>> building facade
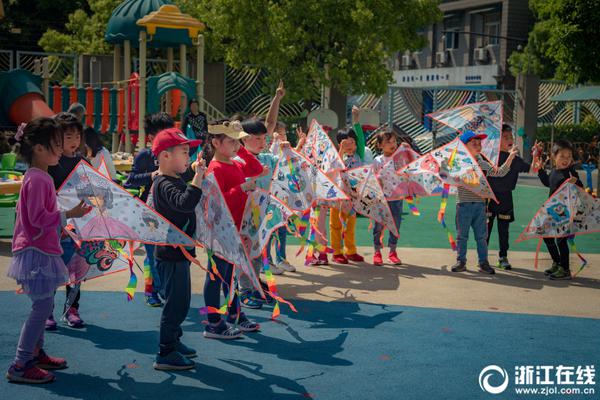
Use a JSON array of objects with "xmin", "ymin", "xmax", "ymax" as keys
[{"xmin": 394, "ymin": 0, "xmax": 534, "ymax": 90}]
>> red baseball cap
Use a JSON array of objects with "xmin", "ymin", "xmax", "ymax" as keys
[{"xmin": 152, "ymin": 128, "xmax": 202, "ymax": 156}]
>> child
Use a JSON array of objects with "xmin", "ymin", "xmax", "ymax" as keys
[
  {"xmin": 237, "ymin": 118, "xmax": 294, "ymax": 309},
  {"xmin": 6, "ymin": 118, "xmax": 90, "ymax": 383},
  {"xmin": 203, "ymin": 122, "xmax": 263, "ymax": 338},
  {"xmin": 535, "ymin": 139, "xmax": 583, "ymax": 280},
  {"xmin": 330, "ymin": 127, "xmax": 365, "ymax": 264},
  {"xmin": 451, "ymin": 130, "xmax": 518, "ymax": 274},
  {"xmin": 47, "ymin": 112, "xmax": 89, "ymax": 329},
  {"xmin": 486, "ymin": 124, "xmax": 532, "ymax": 270},
  {"xmin": 124, "ymin": 112, "xmax": 175, "ymax": 307},
  {"xmin": 84, "ymin": 127, "xmax": 118, "ymax": 181},
  {"xmin": 371, "ymin": 130, "xmax": 405, "ymax": 266},
  {"xmin": 150, "ymin": 127, "xmax": 205, "ymax": 370}
]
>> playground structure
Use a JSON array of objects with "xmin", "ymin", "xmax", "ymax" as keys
[{"xmin": 0, "ymin": 0, "xmax": 223, "ymax": 153}]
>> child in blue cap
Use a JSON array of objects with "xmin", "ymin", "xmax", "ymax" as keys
[{"xmin": 452, "ymin": 130, "xmax": 518, "ymax": 274}]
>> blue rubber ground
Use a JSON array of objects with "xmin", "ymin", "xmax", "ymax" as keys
[{"xmin": 0, "ymin": 291, "xmax": 598, "ymax": 399}]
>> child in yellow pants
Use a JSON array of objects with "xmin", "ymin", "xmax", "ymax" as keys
[{"xmin": 330, "ymin": 114, "xmax": 366, "ymax": 264}]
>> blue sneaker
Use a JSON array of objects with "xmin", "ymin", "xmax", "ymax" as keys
[
  {"xmin": 240, "ymin": 289, "xmax": 263, "ymax": 309},
  {"xmin": 175, "ymin": 342, "xmax": 197, "ymax": 358},
  {"xmin": 145, "ymin": 293, "xmax": 163, "ymax": 308},
  {"xmin": 153, "ymin": 351, "xmax": 195, "ymax": 370},
  {"xmin": 204, "ymin": 320, "xmax": 242, "ymax": 340},
  {"xmin": 227, "ymin": 313, "xmax": 260, "ymax": 333}
]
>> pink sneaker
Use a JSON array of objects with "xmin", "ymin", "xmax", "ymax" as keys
[
  {"xmin": 64, "ymin": 307, "xmax": 84, "ymax": 328},
  {"xmin": 333, "ymin": 254, "xmax": 349, "ymax": 264},
  {"xmin": 388, "ymin": 251, "xmax": 402, "ymax": 265},
  {"xmin": 346, "ymin": 253, "xmax": 365, "ymax": 263},
  {"xmin": 34, "ymin": 349, "xmax": 67, "ymax": 370},
  {"xmin": 373, "ymin": 251, "xmax": 383, "ymax": 266},
  {"xmin": 305, "ymin": 255, "xmax": 319, "ymax": 266},
  {"xmin": 317, "ymin": 253, "xmax": 329, "ymax": 265},
  {"xmin": 45, "ymin": 314, "xmax": 57, "ymax": 331},
  {"xmin": 6, "ymin": 364, "xmax": 55, "ymax": 384}
]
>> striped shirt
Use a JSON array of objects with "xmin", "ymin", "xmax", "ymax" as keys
[{"xmin": 457, "ymin": 154, "xmax": 511, "ymax": 203}]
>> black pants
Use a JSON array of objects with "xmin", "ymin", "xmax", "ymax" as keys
[
  {"xmin": 203, "ymin": 255, "xmax": 239, "ymax": 324},
  {"xmin": 543, "ymin": 237, "xmax": 570, "ymax": 271},
  {"xmin": 65, "ymin": 285, "xmax": 81, "ymax": 310},
  {"xmin": 487, "ymin": 192, "xmax": 514, "ymax": 258},
  {"xmin": 157, "ymin": 260, "xmax": 191, "ymax": 356}
]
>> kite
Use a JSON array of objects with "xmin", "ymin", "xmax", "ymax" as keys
[
  {"xmin": 240, "ymin": 189, "xmax": 296, "ymax": 259},
  {"xmin": 57, "ymin": 160, "xmax": 198, "ymax": 302},
  {"xmin": 400, "ymin": 138, "xmax": 497, "ymax": 202},
  {"xmin": 301, "ymin": 119, "xmax": 345, "ymax": 173},
  {"xmin": 428, "ymin": 101, "xmax": 502, "ymax": 165},
  {"xmin": 58, "ymin": 161, "xmax": 197, "ymax": 246},
  {"xmin": 270, "ymin": 146, "xmax": 348, "ymax": 212},
  {"xmin": 517, "ymin": 182, "xmax": 600, "ymax": 275},
  {"xmin": 195, "ymin": 173, "xmax": 263, "ymax": 294},
  {"xmin": 340, "ymin": 165, "xmax": 399, "ymax": 237},
  {"xmin": 376, "ymin": 145, "xmax": 423, "ymax": 200}
]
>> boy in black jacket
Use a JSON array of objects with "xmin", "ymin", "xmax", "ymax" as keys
[
  {"xmin": 151, "ymin": 128, "xmax": 204, "ymax": 370},
  {"xmin": 486, "ymin": 125, "xmax": 532, "ymax": 270}
]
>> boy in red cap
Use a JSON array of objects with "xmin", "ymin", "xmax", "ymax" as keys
[
  {"xmin": 150, "ymin": 128, "xmax": 205, "ymax": 370},
  {"xmin": 452, "ymin": 130, "xmax": 518, "ymax": 274}
]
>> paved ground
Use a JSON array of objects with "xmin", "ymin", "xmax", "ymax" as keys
[{"xmin": 0, "ymin": 181, "xmax": 599, "ymax": 399}]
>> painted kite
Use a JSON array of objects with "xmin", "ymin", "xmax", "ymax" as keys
[
  {"xmin": 400, "ymin": 138, "xmax": 496, "ymax": 201},
  {"xmin": 302, "ymin": 119, "xmax": 345, "ymax": 173},
  {"xmin": 195, "ymin": 173, "xmax": 263, "ymax": 294},
  {"xmin": 240, "ymin": 189, "xmax": 296, "ymax": 259},
  {"xmin": 340, "ymin": 165, "xmax": 399, "ymax": 237},
  {"xmin": 270, "ymin": 146, "xmax": 348, "ymax": 212},
  {"xmin": 428, "ymin": 101, "xmax": 502, "ymax": 165}
]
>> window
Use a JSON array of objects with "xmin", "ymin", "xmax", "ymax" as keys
[
  {"xmin": 444, "ymin": 14, "xmax": 461, "ymax": 49},
  {"xmin": 483, "ymin": 12, "xmax": 500, "ymax": 45}
]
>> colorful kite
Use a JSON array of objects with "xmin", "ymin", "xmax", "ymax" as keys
[
  {"xmin": 302, "ymin": 119, "xmax": 345, "ymax": 173},
  {"xmin": 340, "ymin": 165, "xmax": 399, "ymax": 237},
  {"xmin": 428, "ymin": 101, "xmax": 502, "ymax": 165},
  {"xmin": 518, "ymin": 182, "xmax": 600, "ymax": 241},
  {"xmin": 57, "ymin": 161, "xmax": 197, "ymax": 246},
  {"xmin": 270, "ymin": 146, "xmax": 348, "ymax": 212},
  {"xmin": 517, "ymin": 182, "xmax": 600, "ymax": 275},
  {"xmin": 195, "ymin": 173, "xmax": 263, "ymax": 294},
  {"xmin": 240, "ymin": 189, "xmax": 296, "ymax": 259},
  {"xmin": 376, "ymin": 145, "xmax": 422, "ymax": 200},
  {"xmin": 400, "ymin": 138, "xmax": 497, "ymax": 201}
]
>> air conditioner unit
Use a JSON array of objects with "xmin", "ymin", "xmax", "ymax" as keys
[
  {"xmin": 474, "ymin": 47, "xmax": 488, "ymax": 63},
  {"xmin": 401, "ymin": 54, "xmax": 411, "ymax": 68},
  {"xmin": 435, "ymin": 51, "xmax": 447, "ymax": 66}
]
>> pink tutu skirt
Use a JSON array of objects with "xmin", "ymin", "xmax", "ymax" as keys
[{"xmin": 7, "ymin": 248, "xmax": 69, "ymax": 300}]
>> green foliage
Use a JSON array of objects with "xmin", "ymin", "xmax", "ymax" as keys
[
  {"xmin": 509, "ymin": 0, "xmax": 600, "ymax": 84},
  {"xmin": 186, "ymin": 0, "xmax": 441, "ymax": 99},
  {"xmin": 39, "ymin": 0, "xmax": 122, "ymax": 55},
  {"xmin": 536, "ymin": 121, "xmax": 600, "ymax": 143}
]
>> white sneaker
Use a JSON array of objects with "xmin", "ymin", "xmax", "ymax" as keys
[
  {"xmin": 269, "ymin": 262, "xmax": 285, "ymax": 275},
  {"xmin": 277, "ymin": 259, "xmax": 296, "ymax": 272}
]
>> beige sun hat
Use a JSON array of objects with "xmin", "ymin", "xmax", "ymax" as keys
[{"xmin": 207, "ymin": 121, "xmax": 249, "ymax": 139}]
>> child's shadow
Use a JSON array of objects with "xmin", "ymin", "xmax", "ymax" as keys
[{"xmin": 45, "ymin": 362, "xmax": 310, "ymax": 400}]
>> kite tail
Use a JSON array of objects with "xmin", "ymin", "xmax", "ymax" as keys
[
  {"xmin": 405, "ymin": 196, "xmax": 421, "ymax": 216},
  {"xmin": 567, "ymin": 236, "xmax": 588, "ymax": 277},
  {"xmin": 125, "ymin": 258, "xmax": 137, "ymax": 301},
  {"xmin": 143, "ymin": 255, "xmax": 153, "ymax": 297},
  {"xmin": 438, "ymin": 184, "xmax": 457, "ymax": 251},
  {"xmin": 180, "ymin": 245, "xmax": 216, "ymax": 281}
]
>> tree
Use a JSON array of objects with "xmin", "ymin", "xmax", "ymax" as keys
[
  {"xmin": 0, "ymin": 0, "xmax": 86, "ymax": 50},
  {"xmin": 185, "ymin": 0, "xmax": 440, "ymax": 99},
  {"xmin": 38, "ymin": 0, "xmax": 121, "ymax": 55},
  {"xmin": 509, "ymin": 0, "xmax": 600, "ymax": 84}
]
